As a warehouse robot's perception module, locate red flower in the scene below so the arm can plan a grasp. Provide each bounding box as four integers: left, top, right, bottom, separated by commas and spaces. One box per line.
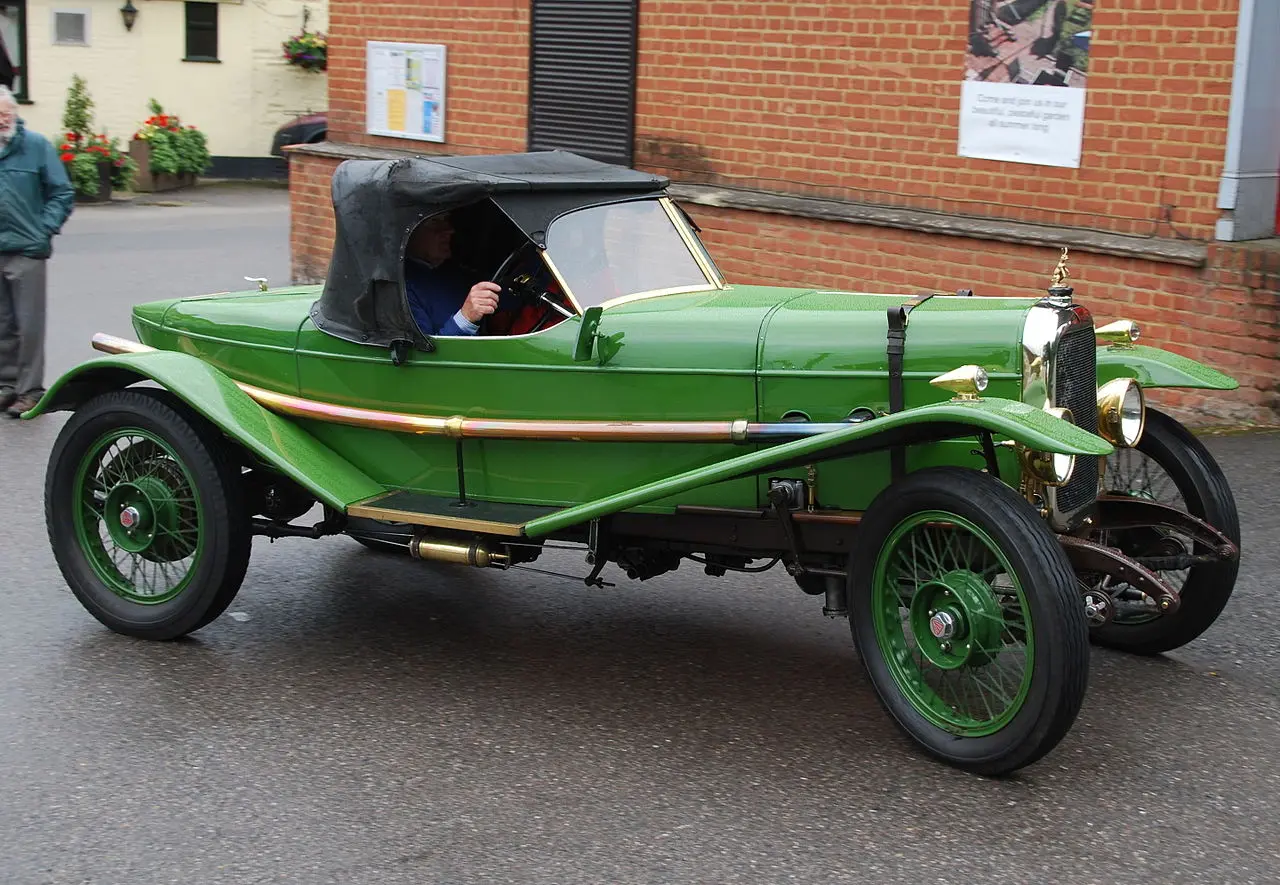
60, 152, 75, 162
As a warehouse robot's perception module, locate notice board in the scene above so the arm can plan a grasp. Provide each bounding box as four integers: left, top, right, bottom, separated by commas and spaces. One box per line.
366, 41, 447, 142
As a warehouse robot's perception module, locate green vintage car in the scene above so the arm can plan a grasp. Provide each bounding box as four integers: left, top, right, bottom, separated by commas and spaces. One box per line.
30, 151, 1241, 775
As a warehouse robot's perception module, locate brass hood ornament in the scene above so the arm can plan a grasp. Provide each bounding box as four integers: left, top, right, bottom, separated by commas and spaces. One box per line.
1050, 247, 1070, 287
1046, 247, 1073, 305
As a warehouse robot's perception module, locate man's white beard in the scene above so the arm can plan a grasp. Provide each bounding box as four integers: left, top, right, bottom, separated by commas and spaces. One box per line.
0, 118, 16, 148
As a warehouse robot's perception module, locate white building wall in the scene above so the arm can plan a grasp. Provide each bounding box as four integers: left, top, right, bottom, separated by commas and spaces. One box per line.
17, 0, 326, 161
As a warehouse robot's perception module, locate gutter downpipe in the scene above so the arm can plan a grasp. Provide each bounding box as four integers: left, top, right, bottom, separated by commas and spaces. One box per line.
1215, 0, 1280, 242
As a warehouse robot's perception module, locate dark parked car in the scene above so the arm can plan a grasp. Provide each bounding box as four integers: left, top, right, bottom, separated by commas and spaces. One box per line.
270, 112, 327, 161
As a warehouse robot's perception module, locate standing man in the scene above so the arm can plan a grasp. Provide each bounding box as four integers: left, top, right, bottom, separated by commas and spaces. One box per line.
0, 85, 75, 417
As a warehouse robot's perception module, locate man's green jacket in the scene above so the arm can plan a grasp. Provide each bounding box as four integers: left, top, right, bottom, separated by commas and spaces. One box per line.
0, 120, 75, 259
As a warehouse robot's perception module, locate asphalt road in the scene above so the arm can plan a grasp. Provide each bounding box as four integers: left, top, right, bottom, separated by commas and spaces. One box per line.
2, 187, 1278, 885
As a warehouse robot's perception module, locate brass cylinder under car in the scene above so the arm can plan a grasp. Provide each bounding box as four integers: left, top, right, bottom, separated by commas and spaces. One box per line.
410, 535, 510, 568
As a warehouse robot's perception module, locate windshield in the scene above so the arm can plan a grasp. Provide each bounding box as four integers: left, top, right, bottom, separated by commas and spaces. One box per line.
544, 199, 715, 309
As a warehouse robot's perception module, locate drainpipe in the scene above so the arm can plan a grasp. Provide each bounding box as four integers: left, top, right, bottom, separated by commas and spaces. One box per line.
1215, 0, 1279, 241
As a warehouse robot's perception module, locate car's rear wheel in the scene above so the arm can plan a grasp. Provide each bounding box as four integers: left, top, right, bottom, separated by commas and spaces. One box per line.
1089, 407, 1240, 655
848, 467, 1089, 776
45, 389, 252, 640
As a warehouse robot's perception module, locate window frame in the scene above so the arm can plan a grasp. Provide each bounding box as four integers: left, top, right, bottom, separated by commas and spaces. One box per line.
0, 1, 30, 102
183, 1, 218, 63
50, 6, 89, 47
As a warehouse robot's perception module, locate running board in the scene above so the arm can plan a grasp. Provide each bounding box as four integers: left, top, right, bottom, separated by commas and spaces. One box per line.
346, 491, 557, 537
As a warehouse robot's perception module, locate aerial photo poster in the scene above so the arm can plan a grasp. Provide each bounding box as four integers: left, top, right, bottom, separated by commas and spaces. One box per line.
366, 41, 447, 142
958, 0, 1094, 168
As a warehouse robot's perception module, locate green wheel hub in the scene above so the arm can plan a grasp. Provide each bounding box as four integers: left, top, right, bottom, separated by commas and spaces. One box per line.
103, 476, 176, 554
72, 428, 204, 604
872, 511, 1035, 737
908, 570, 1005, 670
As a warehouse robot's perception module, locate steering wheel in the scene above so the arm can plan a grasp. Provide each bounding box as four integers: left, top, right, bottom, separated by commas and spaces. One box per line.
489, 244, 531, 295
481, 243, 574, 335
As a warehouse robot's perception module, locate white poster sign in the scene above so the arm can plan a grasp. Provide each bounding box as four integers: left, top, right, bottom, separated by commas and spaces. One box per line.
366, 41, 447, 142
958, 0, 1093, 168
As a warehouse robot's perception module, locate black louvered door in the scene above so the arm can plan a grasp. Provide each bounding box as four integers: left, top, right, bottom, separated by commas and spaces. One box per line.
528, 0, 638, 167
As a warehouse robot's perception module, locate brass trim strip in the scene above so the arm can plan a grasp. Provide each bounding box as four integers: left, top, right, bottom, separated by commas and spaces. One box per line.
539, 249, 584, 316
89, 333, 849, 443
91, 333, 746, 439
94, 333, 153, 355
596, 283, 720, 310
661, 196, 725, 289
346, 502, 528, 536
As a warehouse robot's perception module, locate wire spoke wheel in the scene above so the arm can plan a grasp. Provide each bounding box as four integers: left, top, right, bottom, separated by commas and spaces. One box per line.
74, 429, 204, 604
1087, 407, 1241, 655
1096, 444, 1190, 625
873, 512, 1033, 737
849, 467, 1088, 776
46, 389, 253, 640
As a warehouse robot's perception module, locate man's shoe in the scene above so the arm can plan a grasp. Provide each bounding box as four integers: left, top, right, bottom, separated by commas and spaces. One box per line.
5, 389, 43, 418
0, 387, 15, 411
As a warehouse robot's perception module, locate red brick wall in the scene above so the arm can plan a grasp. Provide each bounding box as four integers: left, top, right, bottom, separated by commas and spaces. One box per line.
320, 1, 1241, 240
289, 155, 340, 286
325, 0, 530, 156
633, 0, 1241, 241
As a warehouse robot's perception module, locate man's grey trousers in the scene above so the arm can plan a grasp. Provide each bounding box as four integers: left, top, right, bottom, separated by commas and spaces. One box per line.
0, 254, 46, 394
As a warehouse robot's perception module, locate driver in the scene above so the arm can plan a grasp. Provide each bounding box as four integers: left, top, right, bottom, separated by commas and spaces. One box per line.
403, 212, 503, 337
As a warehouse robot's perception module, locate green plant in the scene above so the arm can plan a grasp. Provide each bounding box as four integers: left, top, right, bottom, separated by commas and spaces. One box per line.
132, 99, 212, 176
61, 74, 93, 137
282, 29, 327, 72
58, 75, 136, 196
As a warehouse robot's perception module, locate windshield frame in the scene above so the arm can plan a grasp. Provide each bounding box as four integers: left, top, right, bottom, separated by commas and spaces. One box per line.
537, 196, 726, 315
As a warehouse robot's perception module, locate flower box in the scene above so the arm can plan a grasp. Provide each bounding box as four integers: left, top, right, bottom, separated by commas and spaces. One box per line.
129, 139, 198, 193
73, 159, 115, 204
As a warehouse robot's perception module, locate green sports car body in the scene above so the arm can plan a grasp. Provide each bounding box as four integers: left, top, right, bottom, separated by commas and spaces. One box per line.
31, 151, 1242, 775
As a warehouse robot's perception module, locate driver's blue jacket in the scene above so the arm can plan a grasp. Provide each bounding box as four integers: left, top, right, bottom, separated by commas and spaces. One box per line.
405, 258, 479, 337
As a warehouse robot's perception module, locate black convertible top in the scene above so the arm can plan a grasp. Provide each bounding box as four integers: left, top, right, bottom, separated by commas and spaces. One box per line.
310, 150, 669, 351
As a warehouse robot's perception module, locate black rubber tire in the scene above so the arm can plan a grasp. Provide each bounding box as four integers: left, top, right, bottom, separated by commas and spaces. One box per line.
45, 389, 253, 640
1091, 407, 1241, 655
848, 467, 1090, 777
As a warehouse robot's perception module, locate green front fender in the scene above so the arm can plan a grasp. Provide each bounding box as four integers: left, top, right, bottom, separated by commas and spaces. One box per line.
25, 352, 384, 510
523, 397, 1113, 538
1097, 343, 1238, 390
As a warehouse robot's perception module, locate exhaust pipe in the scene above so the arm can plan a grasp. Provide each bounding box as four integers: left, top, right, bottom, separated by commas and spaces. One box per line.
410, 535, 510, 568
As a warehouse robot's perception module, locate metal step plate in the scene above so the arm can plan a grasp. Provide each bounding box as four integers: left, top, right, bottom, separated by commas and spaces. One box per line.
347, 491, 558, 537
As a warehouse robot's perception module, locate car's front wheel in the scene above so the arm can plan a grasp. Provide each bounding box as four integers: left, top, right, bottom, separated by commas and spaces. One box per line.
45, 389, 252, 640
1089, 407, 1241, 655
848, 467, 1089, 776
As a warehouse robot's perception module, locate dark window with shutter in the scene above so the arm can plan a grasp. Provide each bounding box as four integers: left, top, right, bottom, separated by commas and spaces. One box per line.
0, 2, 30, 100
184, 2, 217, 61
528, 0, 638, 167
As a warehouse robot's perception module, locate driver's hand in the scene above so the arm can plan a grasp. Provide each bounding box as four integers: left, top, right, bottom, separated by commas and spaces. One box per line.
460, 282, 501, 323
